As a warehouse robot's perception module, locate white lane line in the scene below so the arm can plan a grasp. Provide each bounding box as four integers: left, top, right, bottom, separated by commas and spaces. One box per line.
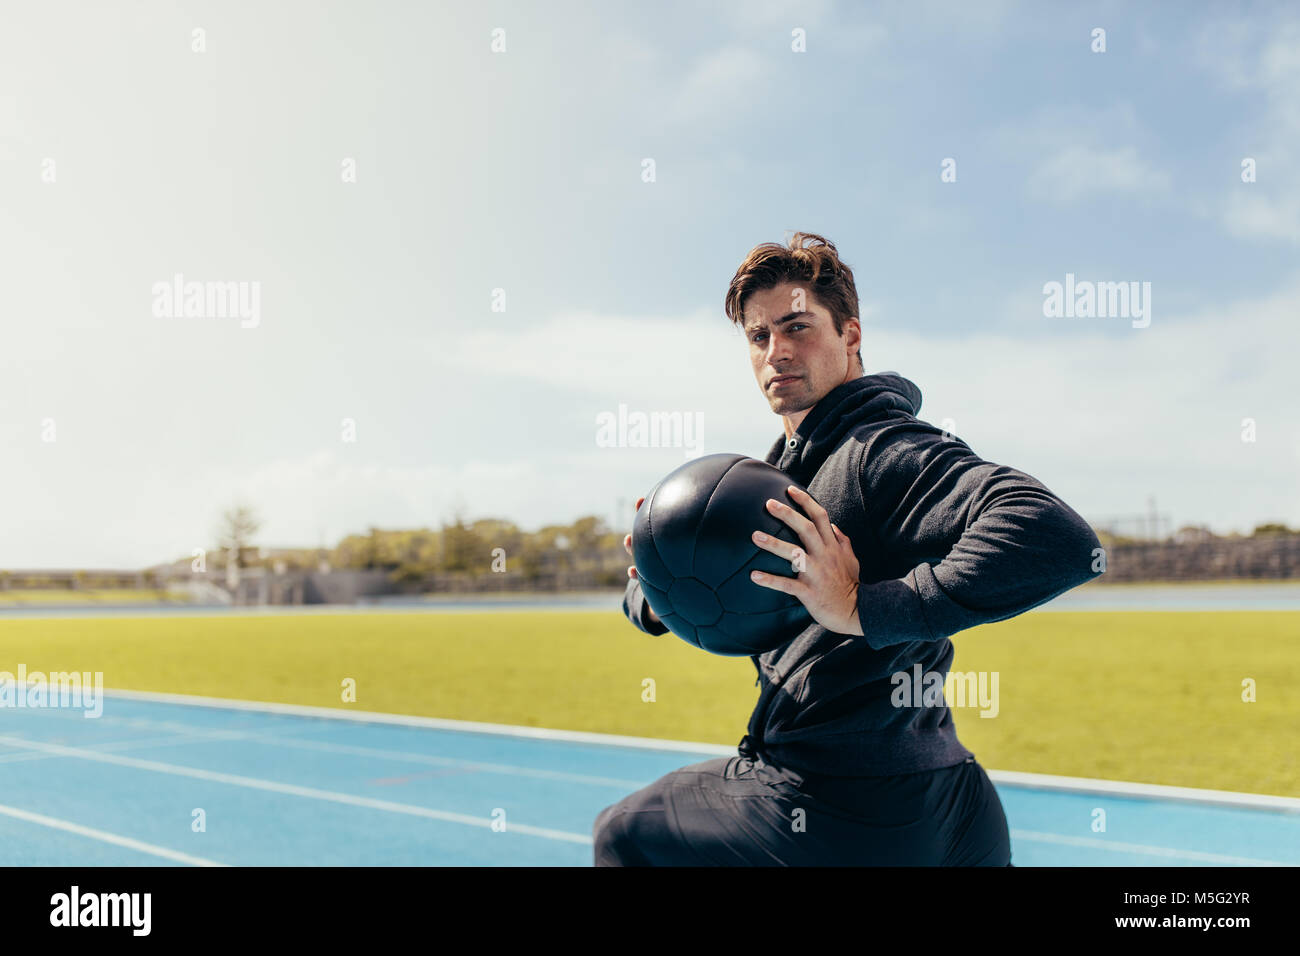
990, 770, 1300, 814
1010, 829, 1299, 866
0, 802, 228, 867
3, 705, 303, 740
0, 729, 647, 789
87, 689, 1300, 812
0, 727, 311, 765
32, 686, 1300, 814
217, 736, 649, 789
0, 734, 593, 845
0, 735, 214, 764
5, 709, 651, 789
96, 687, 738, 755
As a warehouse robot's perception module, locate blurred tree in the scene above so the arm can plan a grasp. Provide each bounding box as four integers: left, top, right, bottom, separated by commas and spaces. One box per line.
570, 516, 606, 568
217, 503, 261, 566
200, 507, 648, 592
442, 512, 483, 573
1252, 522, 1294, 536
216, 503, 261, 590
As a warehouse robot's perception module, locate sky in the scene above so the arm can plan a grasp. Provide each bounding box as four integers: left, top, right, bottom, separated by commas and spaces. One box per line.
1, 0, 1297, 568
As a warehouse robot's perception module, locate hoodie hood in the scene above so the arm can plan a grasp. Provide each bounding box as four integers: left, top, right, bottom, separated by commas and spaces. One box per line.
764, 371, 923, 485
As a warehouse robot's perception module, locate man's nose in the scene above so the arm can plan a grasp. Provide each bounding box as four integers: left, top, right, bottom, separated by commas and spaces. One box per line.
765, 332, 793, 364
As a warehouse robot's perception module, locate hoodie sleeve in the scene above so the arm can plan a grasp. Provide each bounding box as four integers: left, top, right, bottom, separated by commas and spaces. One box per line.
853, 424, 1103, 649
623, 578, 671, 636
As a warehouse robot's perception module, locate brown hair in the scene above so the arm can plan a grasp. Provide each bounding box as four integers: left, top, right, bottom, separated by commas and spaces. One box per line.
723, 232, 863, 371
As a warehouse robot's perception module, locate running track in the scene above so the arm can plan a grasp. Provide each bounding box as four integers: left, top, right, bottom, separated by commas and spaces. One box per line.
1, 690, 1296, 866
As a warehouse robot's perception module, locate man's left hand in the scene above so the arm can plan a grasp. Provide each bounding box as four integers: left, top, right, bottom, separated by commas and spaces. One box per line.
749, 485, 864, 637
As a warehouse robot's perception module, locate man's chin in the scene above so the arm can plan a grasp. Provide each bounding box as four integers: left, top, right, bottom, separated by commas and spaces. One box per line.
768, 393, 812, 414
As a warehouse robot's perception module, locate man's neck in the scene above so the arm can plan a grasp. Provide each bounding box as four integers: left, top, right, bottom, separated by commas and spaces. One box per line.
783, 415, 801, 439
782, 368, 860, 437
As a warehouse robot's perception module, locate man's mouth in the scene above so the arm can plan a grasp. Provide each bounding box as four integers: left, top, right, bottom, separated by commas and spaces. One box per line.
770, 375, 801, 389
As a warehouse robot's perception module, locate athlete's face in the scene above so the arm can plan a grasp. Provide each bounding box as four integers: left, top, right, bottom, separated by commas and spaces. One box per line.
743, 282, 861, 431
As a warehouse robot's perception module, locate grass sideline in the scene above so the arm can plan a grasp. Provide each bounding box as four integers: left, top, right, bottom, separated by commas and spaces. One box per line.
0, 609, 1296, 798
0, 589, 188, 605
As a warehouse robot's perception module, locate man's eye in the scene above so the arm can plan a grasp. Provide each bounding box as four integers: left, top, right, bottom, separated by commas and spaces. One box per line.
753, 325, 805, 342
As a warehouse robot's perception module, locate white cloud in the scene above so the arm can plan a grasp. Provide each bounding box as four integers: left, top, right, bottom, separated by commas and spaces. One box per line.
224, 283, 1300, 556
994, 103, 1171, 205
867, 279, 1300, 534
1224, 191, 1300, 242
184, 451, 555, 558
664, 46, 767, 128
8, 276, 1298, 568
430, 307, 751, 395
711, 0, 837, 30
1196, 16, 1300, 241
876, 0, 1019, 35
1026, 145, 1171, 204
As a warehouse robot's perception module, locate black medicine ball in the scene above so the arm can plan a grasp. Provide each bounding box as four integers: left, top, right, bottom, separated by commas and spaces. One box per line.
631, 453, 816, 655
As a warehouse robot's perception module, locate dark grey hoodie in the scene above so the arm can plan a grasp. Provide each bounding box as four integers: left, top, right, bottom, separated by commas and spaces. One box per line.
622, 371, 1102, 777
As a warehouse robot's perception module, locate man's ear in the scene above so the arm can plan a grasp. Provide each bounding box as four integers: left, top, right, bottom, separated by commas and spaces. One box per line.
844, 316, 863, 353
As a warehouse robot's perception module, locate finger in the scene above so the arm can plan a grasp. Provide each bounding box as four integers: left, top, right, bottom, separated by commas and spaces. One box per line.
624, 533, 633, 557
635, 496, 645, 511
787, 486, 834, 545
751, 529, 801, 564
627, 565, 638, 579
750, 569, 802, 596
765, 495, 819, 551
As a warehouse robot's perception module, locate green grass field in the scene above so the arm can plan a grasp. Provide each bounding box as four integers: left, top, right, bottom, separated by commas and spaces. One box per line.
0, 589, 187, 605
1, 609, 1296, 798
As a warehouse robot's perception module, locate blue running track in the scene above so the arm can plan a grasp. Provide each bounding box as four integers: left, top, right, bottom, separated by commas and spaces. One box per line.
1, 692, 1297, 866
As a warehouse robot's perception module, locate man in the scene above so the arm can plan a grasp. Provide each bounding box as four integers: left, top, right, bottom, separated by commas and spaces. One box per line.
594, 232, 1101, 866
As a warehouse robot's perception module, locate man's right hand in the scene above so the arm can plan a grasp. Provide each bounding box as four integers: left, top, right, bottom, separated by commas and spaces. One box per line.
624, 495, 662, 627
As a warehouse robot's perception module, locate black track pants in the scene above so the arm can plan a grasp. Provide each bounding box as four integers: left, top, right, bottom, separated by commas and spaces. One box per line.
593, 753, 1012, 866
